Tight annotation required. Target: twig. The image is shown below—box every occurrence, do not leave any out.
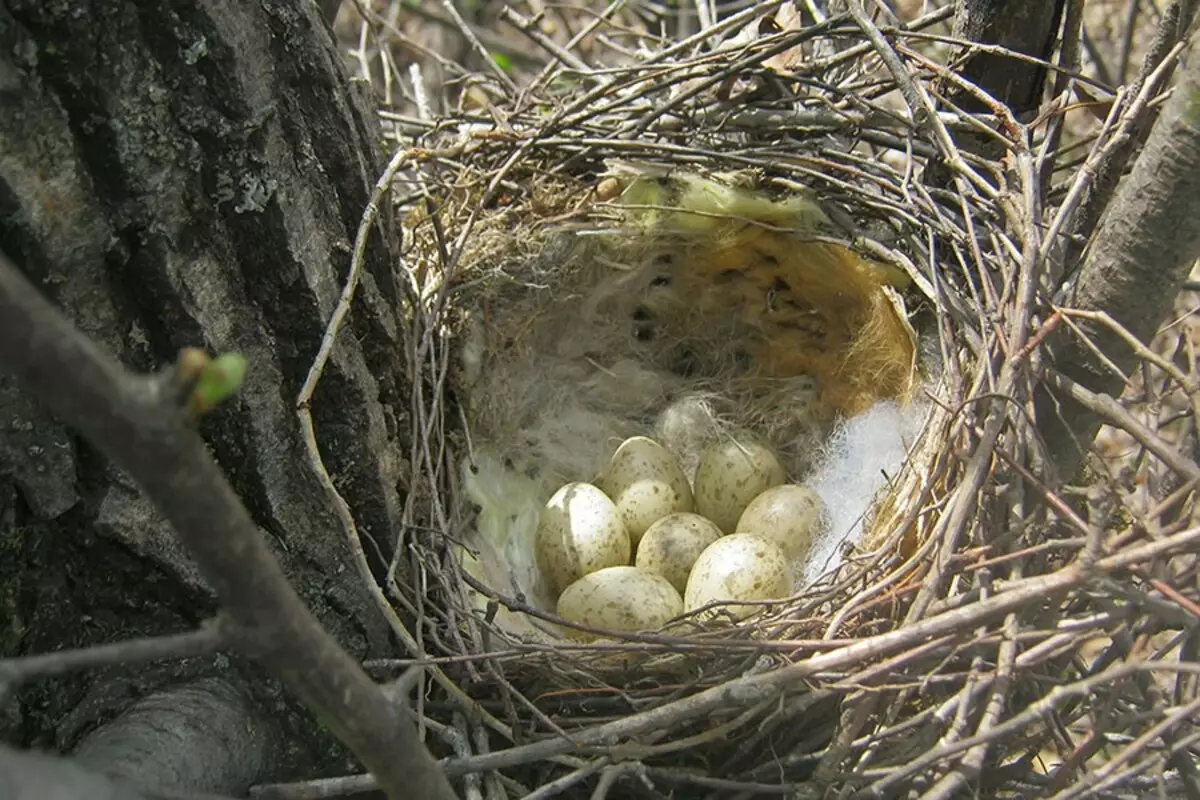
[1036,0,1086,191]
[527,0,628,94]
[920,613,1020,800]
[500,7,590,72]
[589,762,650,800]
[251,774,373,799]
[861,662,1200,798]
[1042,39,1186,278]
[521,758,609,800]
[1057,0,1199,273]
[410,63,432,121]
[845,0,996,198]
[437,0,519,94]
[289,142,526,757]
[439,526,1200,778]
[0,251,454,799]
[0,622,226,697]
[1049,696,1200,800]
[1046,371,1200,482]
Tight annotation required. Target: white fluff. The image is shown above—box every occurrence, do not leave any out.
[801,397,929,584]
[461,451,554,610]
[463,393,932,618]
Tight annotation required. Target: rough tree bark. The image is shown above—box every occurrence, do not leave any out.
[918,0,1067,186]
[1,742,194,800]
[1039,35,1200,481]
[70,676,282,795]
[948,0,1067,120]
[1,0,423,794]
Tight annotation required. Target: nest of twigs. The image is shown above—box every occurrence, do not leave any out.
[345,3,1200,797]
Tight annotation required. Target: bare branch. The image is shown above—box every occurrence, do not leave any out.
[0,250,454,800]
[0,624,226,696]
[0,742,232,800]
[1039,27,1200,480]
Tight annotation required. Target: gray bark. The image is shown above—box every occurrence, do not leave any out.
[950,0,1067,119]
[0,0,404,650]
[1,742,231,800]
[1039,33,1200,479]
[1,0,422,793]
[922,0,1066,186]
[72,676,281,796]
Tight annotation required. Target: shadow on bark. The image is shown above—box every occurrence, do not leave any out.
[1,0,421,794]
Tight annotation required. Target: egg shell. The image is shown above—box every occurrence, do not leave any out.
[535,482,631,595]
[735,485,825,561]
[595,436,693,545]
[635,513,724,594]
[684,533,791,619]
[693,437,786,532]
[557,566,683,639]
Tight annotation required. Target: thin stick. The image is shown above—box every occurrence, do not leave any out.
[0,623,226,695]
[437,0,519,94]
[0,251,453,800]
[1046,371,1200,482]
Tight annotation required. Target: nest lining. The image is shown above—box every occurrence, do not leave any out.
[400,165,945,674]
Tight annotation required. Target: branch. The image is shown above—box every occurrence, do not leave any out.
[0,624,226,696]
[72,676,282,796]
[0,742,231,800]
[0,250,455,800]
[1039,28,1200,480]
[949,0,1067,119]
[1061,0,1199,268]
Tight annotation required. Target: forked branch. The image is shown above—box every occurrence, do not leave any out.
[0,250,455,800]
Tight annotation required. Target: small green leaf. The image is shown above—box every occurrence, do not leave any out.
[493,53,513,73]
[190,352,248,415]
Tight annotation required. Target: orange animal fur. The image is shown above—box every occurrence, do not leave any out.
[633,224,915,420]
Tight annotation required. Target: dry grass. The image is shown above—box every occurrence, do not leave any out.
[306,2,1200,797]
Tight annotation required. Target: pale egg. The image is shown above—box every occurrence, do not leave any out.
[684,533,791,619]
[635,512,723,594]
[736,485,825,561]
[557,566,683,639]
[535,483,631,595]
[693,436,786,532]
[595,436,693,545]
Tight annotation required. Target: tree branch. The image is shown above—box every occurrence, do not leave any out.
[949,0,1067,120]
[0,250,455,800]
[72,676,282,796]
[0,742,232,800]
[1039,28,1200,481]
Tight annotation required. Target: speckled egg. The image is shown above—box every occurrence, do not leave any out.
[684,533,791,619]
[635,512,724,594]
[693,436,786,532]
[736,484,825,561]
[557,566,684,639]
[535,482,631,595]
[595,436,693,545]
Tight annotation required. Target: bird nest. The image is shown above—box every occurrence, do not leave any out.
[363,6,1200,797]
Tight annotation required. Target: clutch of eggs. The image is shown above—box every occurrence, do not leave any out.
[520,434,828,639]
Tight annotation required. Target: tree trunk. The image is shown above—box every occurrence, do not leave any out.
[1038,35,1200,480]
[1,0,414,792]
[2,742,187,800]
[948,0,1067,120]
[920,0,1067,186]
